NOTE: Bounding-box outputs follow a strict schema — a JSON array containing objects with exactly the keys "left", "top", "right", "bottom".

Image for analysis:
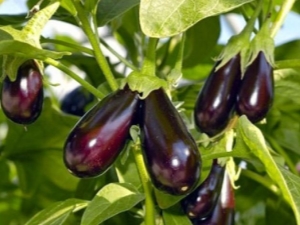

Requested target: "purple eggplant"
[
  {"left": 236, "top": 51, "right": 274, "bottom": 123},
  {"left": 194, "top": 55, "right": 241, "bottom": 137},
  {"left": 140, "top": 88, "right": 201, "bottom": 195},
  {"left": 1, "top": 60, "right": 43, "bottom": 124},
  {"left": 64, "top": 86, "right": 140, "bottom": 178},
  {"left": 181, "top": 160, "right": 225, "bottom": 219}
]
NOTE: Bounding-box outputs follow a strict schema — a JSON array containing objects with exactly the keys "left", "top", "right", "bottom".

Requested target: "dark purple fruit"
[
  {"left": 140, "top": 88, "right": 201, "bottom": 195},
  {"left": 236, "top": 51, "right": 274, "bottom": 123},
  {"left": 60, "top": 86, "right": 94, "bottom": 116},
  {"left": 64, "top": 86, "right": 140, "bottom": 178},
  {"left": 1, "top": 60, "right": 43, "bottom": 124},
  {"left": 181, "top": 160, "right": 225, "bottom": 219},
  {"left": 193, "top": 171, "right": 235, "bottom": 225},
  {"left": 194, "top": 55, "right": 241, "bottom": 137}
]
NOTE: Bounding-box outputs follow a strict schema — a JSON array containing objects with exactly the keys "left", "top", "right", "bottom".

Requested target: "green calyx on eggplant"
[
  {"left": 193, "top": 171, "right": 235, "bottom": 225},
  {"left": 236, "top": 51, "right": 274, "bottom": 123},
  {"left": 63, "top": 86, "right": 140, "bottom": 178},
  {"left": 194, "top": 55, "right": 241, "bottom": 137},
  {"left": 181, "top": 159, "right": 225, "bottom": 219},
  {"left": 1, "top": 60, "right": 43, "bottom": 124},
  {"left": 61, "top": 86, "right": 95, "bottom": 117},
  {"left": 140, "top": 88, "right": 201, "bottom": 195}
]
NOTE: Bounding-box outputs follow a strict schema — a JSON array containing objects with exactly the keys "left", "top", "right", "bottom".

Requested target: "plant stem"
[
  {"left": 141, "top": 37, "right": 158, "bottom": 76},
  {"left": 100, "top": 39, "right": 139, "bottom": 71},
  {"left": 44, "top": 57, "right": 105, "bottom": 99},
  {"left": 270, "top": 0, "right": 296, "bottom": 38},
  {"left": 132, "top": 143, "right": 156, "bottom": 225},
  {"left": 240, "top": 0, "right": 263, "bottom": 36},
  {"left": 41, "top": 37, "right": 94, "bottom": 55},
  {"left": 72, "top": 0, "right": 118, "bottom": 91},
  {"left": 241, "top": 169, "right": 281, "bottom": 195}
]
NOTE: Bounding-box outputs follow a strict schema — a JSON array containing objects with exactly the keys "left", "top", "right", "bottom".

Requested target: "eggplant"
[
  {"left": 1, "top": 60, "right": 43, "bottom": 124},
  {"left": 61, "top": 86, "right": 95, "bottom": 116},
  {"left": 236, "top": 51, "right": 274, "bottom": 123},
  {"left": 64, "top": 86, "right": 140, "bottom": 178},
  {"left": 140, "top": 88, "right": 201, "bottom": 195},
  {"left": 194, "top": 55, "right": 241, "bottom": 137},
  {"left": 181, "top": 160, "right": 225, "bottom": 219},
  {"left": 193, "top": 171, "right": 235, "bottom": 225}
]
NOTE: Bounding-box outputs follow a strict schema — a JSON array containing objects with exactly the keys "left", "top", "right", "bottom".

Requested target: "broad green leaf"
[
  {"left": 238, "top": 116, "right": 300, "bottom": 224},
  {"left": 25, "top": 199, "right": 88, "bottom": 225},
  {"left": 140, "top": 0, "right": 253, "bottom": 37},
  {"left": 0, "top": 40, "right": 69, "bottom": 60},
  {"left": 163, "top": 205, "right": 192, "bottom": 225},
  {"left": 96, "top": 0, "right": 140, "bottom": 26},
  {"left": 0, "top": 14, "right": 27, "bottom": 26},
  {"left": 81, "top": 183, "right": 144, "bottom": 225},
  {"left": 183, "top": 16, "right": 220, "bottom": 68},
  {"left": 3, "top": 98, "right": 79, "bottom": 205}
]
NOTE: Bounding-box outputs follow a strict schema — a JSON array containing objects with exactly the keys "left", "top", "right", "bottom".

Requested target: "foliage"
[{"left": 0, "top": 0, "right": 299, "bottom": 225}]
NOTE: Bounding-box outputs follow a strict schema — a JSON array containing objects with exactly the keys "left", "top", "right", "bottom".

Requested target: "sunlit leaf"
[
  {"left": 140, "top": 0, "right": 253, "bottom": 37},
  {"left": 81, "top": 183, "right": 144, "bottom": 225}
]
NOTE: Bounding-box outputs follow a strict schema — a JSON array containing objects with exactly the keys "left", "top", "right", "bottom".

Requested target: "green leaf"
[
  {"left": 126, "top": 71, "right": 168, "bottom": 99},
  {"left": 183, "top": 16, "right": 220, "bottom": 68},
  {"left": 61, "top": 0, "right": 77, "bottom": 16},
  {"left": 163, "top": 205, "right": 192, "bottom": 225},
  {"left": 0, "top": 39, "right": 69, "bottom": 80},
  {"left": 3, "top": 98, "right": 79, "bottom": 202},
  {"left": 25, "top": 199, "right": 88, "bottom": 225},
  {"left": 0, "top": 40, "right": 69, "bottom": 59},
  {"left": 81, "top": 183, "right": 144, "bottom": 225},
  {"left": 140, "top": 0, "right": 253, "bottom": 37},
  {"left": 238, "top": 116, "right": 300, "bottom": 224},
  {"left": 96, "top": 0, "right": 140, "bottom": 26}
]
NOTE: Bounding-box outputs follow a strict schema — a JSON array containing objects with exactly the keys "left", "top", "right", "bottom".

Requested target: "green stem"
[
  {"left": 141, "top": 38, "right": 158, "bottom": 76},
  {"left": 241, "top": 169, "right": 281, "bottom": 195},
  {"left": 132, "top": 143, "right": 156, "bottom": 225},
  {"left": 270, "top": 0, "right": 296, "bottom": 38},
  {"left": 72, "top": 0, "right": 118, "bottom": 91},
  {"left": 44, "top": 57, "right": 105, "bottom": 99},
  {"left": 266, "top": 136, "right": 298, "bottom": 175},
  {"left": 41, "top": 37, "right": 94, "bottom": 55},
  {"left": 100, "top": 39, "right": 138, "bottom": 71},
  {"left": 240, "top": 0, "right": 263, "bottom": 36},
  {"left": 41, "top": 37, "right": 138, "bottom": 71}
]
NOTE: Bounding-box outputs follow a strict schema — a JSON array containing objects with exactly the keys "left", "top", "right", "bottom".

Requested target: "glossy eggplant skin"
[
  {"left": 194, "top": 55, "right": 241, "bottom": 137},
  {"left": 64, "top": 87, "right": 140, "bottom": 178},
  {"left": 236, "top": 51, "right": 274, "bottom": 123},
  {"left": 193, "top": 172, "right": 235, "bottom": 225},
  {"left": 61, "top": 86, "right": 94, "bottom": 116},
  {"left": 140, "top": 88, "right": 201, "bottom": 195},
  {"left": 181, "top": 160, "right": 225, "bottom": 219},
  {"left": 1, "top": 60, "right": 43, "bottom": 124}
]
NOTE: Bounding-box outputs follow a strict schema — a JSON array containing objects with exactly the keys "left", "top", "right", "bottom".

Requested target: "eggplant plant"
[{"left": 0, "top": 1, "right": 299, "bottom": 225}]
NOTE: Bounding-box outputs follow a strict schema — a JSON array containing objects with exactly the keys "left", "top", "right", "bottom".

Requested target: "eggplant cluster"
[
  {"left": 181, "top": 161, "right": 235, "bottom": 225},
  {"left": 63, "top": 86, "right": 202, "bottom": 196},
  {"left": 194, "top": 51, "right": 274, "bottom": 137},
  {"left": 1, "top": 60, "right": 44, "bottom": 125}
]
